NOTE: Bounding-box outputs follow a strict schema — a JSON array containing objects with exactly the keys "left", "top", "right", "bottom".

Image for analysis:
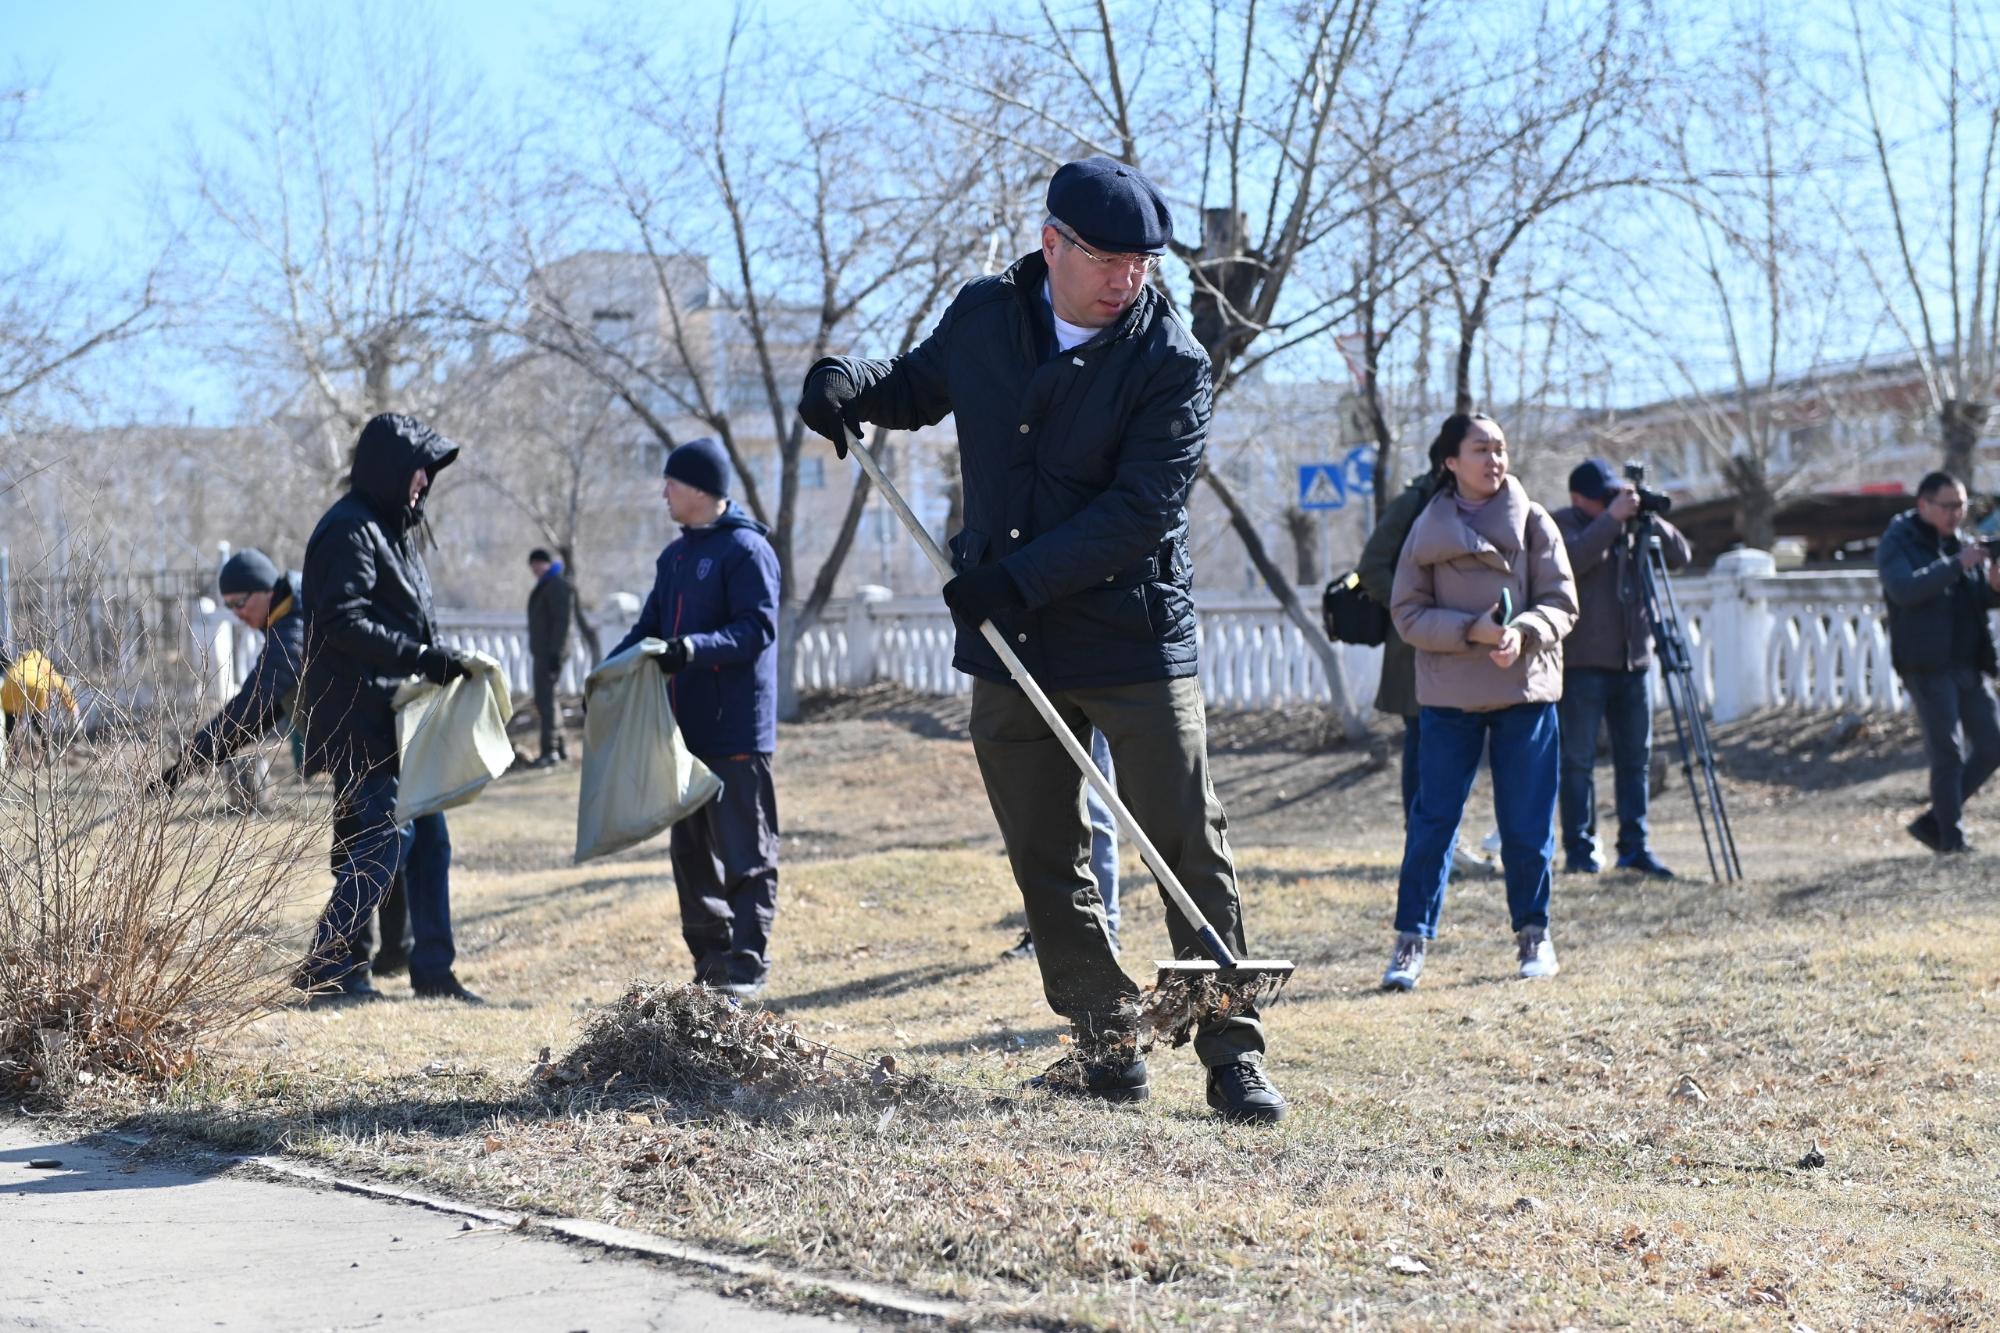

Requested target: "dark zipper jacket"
[
  {"left": 185, "top": 571, "right": 307, "bottom": 766},
  {"left": 814, "top": 250, "right": 1212, "bottom": 690},
  {"left": 298, "top": 416, "right": 461, "bottom": 778},
  {"left": 611, "top": 506, "right": 780, "bottom": 757},
  {"left": 1878, "top": 509, "right": 2000, "bottom": 676}
]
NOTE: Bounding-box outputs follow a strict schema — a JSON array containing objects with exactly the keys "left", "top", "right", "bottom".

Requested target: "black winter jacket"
[
  {"left": 816, "top": 251, "right": 1212, "bottom": 690},
  {"left": 527, "top": 564, "right": 575, "bottom": 666},
  {"left": 298, "top": 416, "right": 461, "bottom": 778},
  {"left": 1878, "top": 509, "right": 2000, "bottom": 676},
  {"left": 186, "top": 571, "right": 306, "bottom": 766}
]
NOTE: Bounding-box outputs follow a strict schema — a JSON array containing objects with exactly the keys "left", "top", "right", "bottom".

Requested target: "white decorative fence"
[{"left": 193, "top": 550, "right": 1931, "bottom": 723}]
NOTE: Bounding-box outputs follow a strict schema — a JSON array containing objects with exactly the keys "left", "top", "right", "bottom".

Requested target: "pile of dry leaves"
[{"left": 531, "top": 982, "right": 979, "bottom": 1115}]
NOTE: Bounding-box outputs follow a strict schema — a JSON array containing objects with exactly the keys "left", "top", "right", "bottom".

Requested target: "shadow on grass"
[
  {"left": 904, "top": 1024, "right": 1067, "bottom": 1057},
  {"left": 774, "top": 961, "right": 998, "bottom": 1010}
]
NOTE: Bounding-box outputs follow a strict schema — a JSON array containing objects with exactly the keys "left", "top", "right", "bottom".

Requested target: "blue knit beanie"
[{"left": 664, "top": 436, "right": 731, "bottom": 498}]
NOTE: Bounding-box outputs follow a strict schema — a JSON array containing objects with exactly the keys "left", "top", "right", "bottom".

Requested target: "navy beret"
[{"left": 1046, "top": 156, "right": 1173, "bottom": 255}]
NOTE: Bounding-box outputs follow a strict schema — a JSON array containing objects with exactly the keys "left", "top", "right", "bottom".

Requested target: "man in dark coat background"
[
  {"left": 1878, "top": 470, "right": 2000, "bottom": 854},
  {"left": 156, "top": 548, "right": 304, "bottom": 805},
  {"left": 525, "top": 546, "right": 575, "bottom": 768},
  {"left": 296, "top": 413, "right": 480, "bottom": 1002},
  {"left": 796, "top": 156, "right": 1286, "bottom": 1123},
  {"left": 609, "top": 437, "right": 782, "bottom": 998},
  {"left": 1552, "top": 459, "right": 1692, "bottom": 879}
]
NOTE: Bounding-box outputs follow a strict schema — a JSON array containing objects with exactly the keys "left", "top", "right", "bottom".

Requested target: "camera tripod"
[{"left": 1627, "top": 515, "right": 1743, "bottom": 883}]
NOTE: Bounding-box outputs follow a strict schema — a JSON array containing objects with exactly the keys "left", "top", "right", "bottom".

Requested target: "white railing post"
[
  {"left": 849, "top": 587, "right": 891, "bottom": 686},
  {"left": 1704, "top": 548, "right": 1776, "bottom": 722},
  {"left": 194, "top": 599, "right": 235, "bottom": 705}
]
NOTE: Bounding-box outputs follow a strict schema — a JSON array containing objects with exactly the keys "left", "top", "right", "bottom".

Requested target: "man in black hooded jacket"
[{"left": 296, "top": 413, "right": 479, "bottom": 1001}]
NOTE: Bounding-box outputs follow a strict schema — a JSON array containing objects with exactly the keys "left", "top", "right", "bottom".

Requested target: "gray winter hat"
[{"left": 217, "top": 548, "right": 281, "bottom": 596}]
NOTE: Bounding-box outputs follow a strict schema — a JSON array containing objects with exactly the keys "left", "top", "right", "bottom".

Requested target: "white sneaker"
[
  {"left": 1516, "top": 927, "right": 1559, "bottom": 980},
  {"left": 1479, "top": 828, "right": 1503, "bottom": 855},
  {"left": 1452, "top": 845, "right": 1500, "bottom": 878},
  {"left": 1382, "top": 932, "right": 1426, "bottom": 991}
]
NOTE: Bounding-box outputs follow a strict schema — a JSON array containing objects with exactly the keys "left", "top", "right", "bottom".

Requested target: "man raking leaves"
[{"left": 798, "top": 157, "right": 1289, "bottom": 1123}]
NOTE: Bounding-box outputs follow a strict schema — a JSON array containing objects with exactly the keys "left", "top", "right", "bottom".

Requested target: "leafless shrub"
[{"left": 0, "top": 578, "right": 322, "bottom": 1106}]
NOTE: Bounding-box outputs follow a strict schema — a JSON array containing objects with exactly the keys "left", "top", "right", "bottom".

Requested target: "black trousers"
[
  {"left": 1904, "top": 667, "right": 2000, "bottom": 848},
  {"left": 532, "top": 655, "right": 562, "bottom": 759},
  {"left": 670, "top": 752, "right": 779, "bottom": 984}
]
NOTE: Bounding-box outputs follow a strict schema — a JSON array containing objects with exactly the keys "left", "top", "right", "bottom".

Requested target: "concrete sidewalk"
[{"left": 1, "top": 1121, "right": 876, "bottom": 1332}]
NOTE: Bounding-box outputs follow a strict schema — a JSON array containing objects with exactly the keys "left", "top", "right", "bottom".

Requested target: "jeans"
[
  {"left": 308, "top": 767, "right": 455, "bottom": 984},
  {"left": 671, "top": 753, "right": 780, "bottom": 985},
  {"left": 1558, "top": 667, "right": 1654, "bottom": 864},
  {"left": 1903, "top": 668, "right": 2000, "bottom": 848},
  {"left": 1395, "top": 703, "right": 1559, "bottom": 940},
  {"left": 1084, "top": 727, "right": 1120, "bottom": 946}
]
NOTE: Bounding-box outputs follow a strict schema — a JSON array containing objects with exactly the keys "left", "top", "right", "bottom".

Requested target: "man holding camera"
[
  {"left": 1552, "top": 459, "right": 1691, "bottom": 877},
  {"left": 1878, "top": 471, "right": 2000, "bottom": 855}
]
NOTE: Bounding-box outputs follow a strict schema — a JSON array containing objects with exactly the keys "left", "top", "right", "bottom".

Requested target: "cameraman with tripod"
[
  {"left": 1878, "top": 471, "right": 2000, "bottom": 855},
  {"left": 1553, "top": 459, "right": 1691, "bottom": 878}
]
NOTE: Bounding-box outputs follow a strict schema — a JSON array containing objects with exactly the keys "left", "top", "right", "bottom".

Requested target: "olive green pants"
[{"left": 969, "top": 675, "right": 1265, "bottom": 1067}]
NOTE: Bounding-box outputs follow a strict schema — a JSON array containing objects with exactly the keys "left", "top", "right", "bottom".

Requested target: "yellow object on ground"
[
  {"left": 390, "top": 650, "right": 515, "bottom": 823},
  {"left": 1, "top": 650, "right": 79, "bottom": 718},
  {"left": 573, "top": 638, "right": 721, "bottom": 865}
]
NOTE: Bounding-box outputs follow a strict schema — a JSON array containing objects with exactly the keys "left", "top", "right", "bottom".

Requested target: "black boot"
[
  {"left": 411, "top": 971, "right": 485, "bottom": 1004},
  {"left": 1206, "top": 1059, "right": 1287, "bottom": 1124}
]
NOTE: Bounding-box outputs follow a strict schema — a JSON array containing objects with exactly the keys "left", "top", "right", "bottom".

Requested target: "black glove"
[
  {"left": 417, "top": 647, "right": 472, "bottom": 685},
  {"left": 942, "top": 564, "right": 1025, "bottom": 628},
  {"left": 797, "top": 364, "right": 859, "bottom": 458},
  {"left": 654, "top": 638, "right": 692, "bottom": 675}
]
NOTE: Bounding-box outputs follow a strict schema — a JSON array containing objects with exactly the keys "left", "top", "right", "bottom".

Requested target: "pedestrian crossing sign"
[{"left": 1298, "top": 464, "right": 1347, "bottom": 510}]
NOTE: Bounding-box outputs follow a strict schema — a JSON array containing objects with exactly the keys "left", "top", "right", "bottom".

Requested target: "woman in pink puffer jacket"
[{"left": 1381, "top": 412, "right": 1578, "bottom": 991}]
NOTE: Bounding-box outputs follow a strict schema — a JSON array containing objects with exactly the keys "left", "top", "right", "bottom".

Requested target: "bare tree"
[
  {"left": 1602, "top": 24, "right": 1850, "bottom": 549},
  {"left": 896, "top": 0, "right": 1384, "bottom": 737},
  {"left": 1831, "top": 0, "right": 2000, "bottom": 484},
  {"left": 180, "top": 10, "right": 497, "bottom": 489},
  {"left": 0, "top": 85, "right": 164, "bottom": 428},
  {"left": 487, "top": 9, "right": 1029, "bottom": 715}
]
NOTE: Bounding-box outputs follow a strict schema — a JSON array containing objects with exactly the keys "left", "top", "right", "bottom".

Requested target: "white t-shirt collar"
[{"left": 1043, "top": 280, "right": 1100, "bottom": 352}]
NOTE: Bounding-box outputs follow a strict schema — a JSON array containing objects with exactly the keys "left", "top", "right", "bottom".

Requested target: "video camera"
[{"left": 1622, "top": 461, "right": 1674, "bottom": 517}]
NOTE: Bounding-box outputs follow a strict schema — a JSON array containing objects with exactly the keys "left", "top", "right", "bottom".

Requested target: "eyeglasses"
[
  {"left": 1927, "top": 498, "right": 1968, "bottom": 513},
  {"left": 1053, "top": 225, "right": 1160, "bottom": 277},
  {"left": 223, "top": 594, "right": 251, "bottom": 612}
]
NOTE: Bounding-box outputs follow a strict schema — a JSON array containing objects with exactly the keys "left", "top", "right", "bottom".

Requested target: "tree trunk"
[
  {"left": 1201, "top": 468, "right": 1366, "bottom": 742},
  {"left": 1722, "top": 457, "right": 1777, "bottom": 552},
  {"left": 1942, "top": 399, "right": 1990, "bottom": 490},
  {"left": 1285, "top": 506, "right": 1319, "bottom": 584},
  {"left": 556, "top": 542, "right": 603, "bottom": 662}
]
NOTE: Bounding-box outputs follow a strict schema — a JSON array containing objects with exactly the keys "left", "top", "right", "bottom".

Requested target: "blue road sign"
[
  {"left": 1298, "top": 463, "right": 1347, "bottom": 510},
  {"left": 1342, "top": 444, "right": 1378, "bottom": 496}
]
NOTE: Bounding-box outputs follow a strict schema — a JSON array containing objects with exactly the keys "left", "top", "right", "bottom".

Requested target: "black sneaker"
[
  {"left": 292, "top": 966, "right": 380, "bottom": 1005},
  {"left": 1206, "top": 1059, "right": 1287, "bottom": 1124},
  {"left": 1907, "top": 812, "right": 1943, "bottom": 851},
  {"left": 411, "top": 972, "right": 486, "bottom": 1004},
  {"left": 999, "top": 930, "right": 1036, "bottom": 961},
  {"left": 371, "top": 947, "right": 409, "bottom": 978},
  {"left": 1022, "top": 1053, "right": 1149, "bottom": 1104}
]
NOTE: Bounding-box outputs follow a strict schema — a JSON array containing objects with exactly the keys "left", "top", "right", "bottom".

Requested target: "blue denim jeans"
[
  {"left": 1395, "top": 703, "right": 1559, "bottom": 939},
  {"left": 308, "top": 768, "right": 455, "bottom": 985},
  {"left": 1558, "top": 667, "right": 1654, "bottom": 863},
  {"left": 1084, "top": 727, "right": 1120, "bottom": 946}
]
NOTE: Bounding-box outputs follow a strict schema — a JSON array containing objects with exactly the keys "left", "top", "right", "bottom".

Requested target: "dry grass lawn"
[{"left": 80, "top": 698, "right": 2000, "bottom": 1329}]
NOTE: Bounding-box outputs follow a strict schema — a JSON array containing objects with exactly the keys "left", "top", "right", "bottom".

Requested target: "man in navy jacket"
[
  {"left": 611, "top": 437, "right": 782, "bottom": 997},
  {"left": 795, "top": 157, "right": 1285, "bottom": 1123}
]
